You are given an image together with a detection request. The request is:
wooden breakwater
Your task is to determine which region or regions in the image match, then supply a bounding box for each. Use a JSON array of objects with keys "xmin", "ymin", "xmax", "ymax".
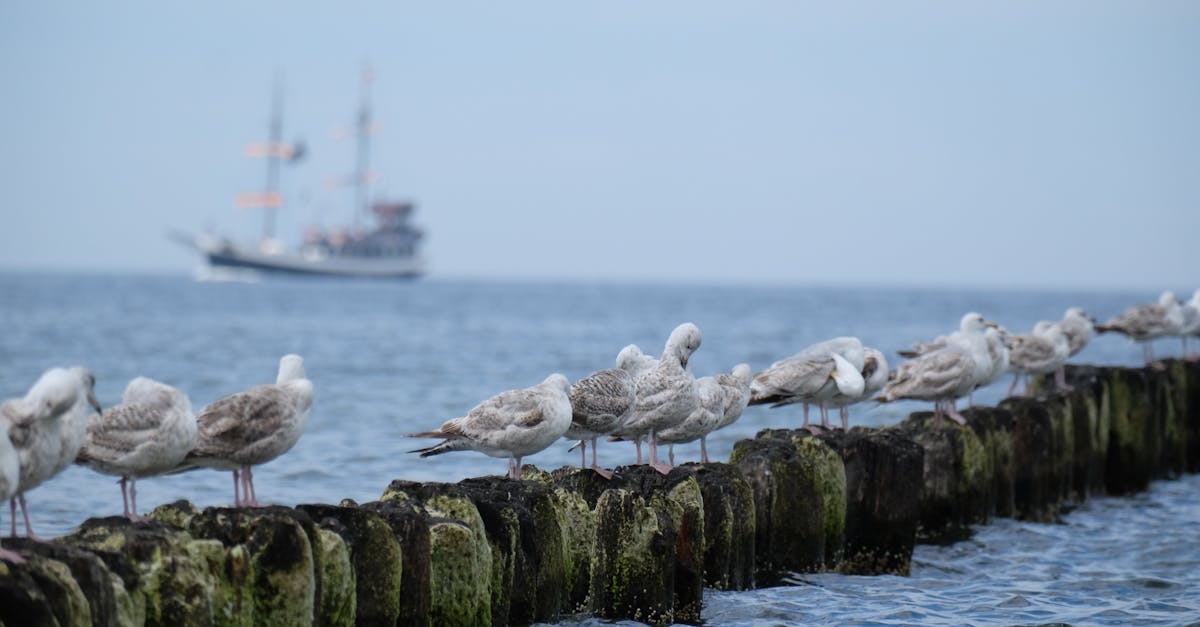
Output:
[{"xmin": 1, "ymin": 361, "xmax": 1197, "ymax": 626}]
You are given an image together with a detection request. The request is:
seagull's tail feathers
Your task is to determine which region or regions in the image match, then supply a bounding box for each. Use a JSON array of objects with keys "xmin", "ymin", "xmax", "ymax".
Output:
[{"xmin": 407, "ymin": 435, "xmax": 471, "ymax": 457}]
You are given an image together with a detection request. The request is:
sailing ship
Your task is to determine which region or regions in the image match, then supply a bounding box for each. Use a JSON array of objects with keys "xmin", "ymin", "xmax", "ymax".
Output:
[{"xmin": 174, "ymin": 70, "xmax": 425, "ymax": 279}]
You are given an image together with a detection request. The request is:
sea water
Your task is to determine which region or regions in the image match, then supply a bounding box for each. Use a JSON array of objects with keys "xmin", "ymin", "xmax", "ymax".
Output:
[{"xmin": 1, "ymin": 272, "xmax": 1197, "ymax": 624}]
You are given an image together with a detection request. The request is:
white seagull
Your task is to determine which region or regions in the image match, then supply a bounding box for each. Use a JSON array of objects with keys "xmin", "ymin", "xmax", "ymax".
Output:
[
  {"xmin": 2, "ymin": 366, "xmax": 101, "ymax": 539},
  {"xmin": 410, "ymin": 373, "xmax": 572, "ymax": 480},
  {"xmin": 77, "ymin": 377, "xmax": 197, "ymax": 519},
  {"xmin": 0, "ymin": 421, "xmax": 25, "ymax": 563}
]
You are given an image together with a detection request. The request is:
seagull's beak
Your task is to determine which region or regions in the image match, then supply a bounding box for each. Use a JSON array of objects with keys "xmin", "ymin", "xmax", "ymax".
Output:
[
  {"xmin": 985, "ymin": 321, "xmax": 999, "ymax": 329},
  {"xmin": 88, "ymin": 391, "xmax": 102, "ymax": 415}
]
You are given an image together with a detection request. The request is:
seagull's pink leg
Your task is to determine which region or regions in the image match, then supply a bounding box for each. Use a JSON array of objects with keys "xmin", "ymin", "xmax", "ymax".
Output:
[
  {"xmin": 668, "ymin": 444, "xmax": 676, "ymax": 467},
  {"xmin": 802, "ymin": 403, "xmax": 810, "ymax": 428},
  {"xmin": 579, "ymin": 440, "xmax": 587, "ymax": 470},
  {"xmin": 9, "ymin": 499, "xmax": 16, "ymax": 538},
  {"xmin": 128, "ymin": 479, "xmax": 147, "ymax": 522},
  {"xmin": 1008, "ymin": 371, "xmax": 1021, "ymax": 397},
  {"xmin": 700, "ymin": 436, "xmax": 710, "ymax": 464},
  {"xmin": 18, "ymin": 494, "xmax": 41, "ymax": 541},
  {"xmin": 232, "ymin": 469, "xmax": 241, "ymax": 507},
  {"xmin": 589, "ymin": 438, "xmax": 613, "ymax": 479},
  {"xmin": 946, "ymin": 400, "xmax": 967, "ymax": 425},
  {"xmin": 647, "ymin": 430, "xmax": 673, "ymax": 474},
  {"xmin": 840, "ymin": 406, "xmax": 850, "ymax": 431},
  {"xmin": 634, "ymin": 436, "xmax": 643, "ymax": 465},
  {"xmin": 119, "ymin": 477, "xmax": 131, "ymax": 518}
]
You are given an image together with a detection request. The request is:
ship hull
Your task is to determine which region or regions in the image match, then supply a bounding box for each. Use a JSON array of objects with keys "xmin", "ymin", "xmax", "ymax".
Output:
[{"xmin": 177, "ymin": 232, "xmax": 424, "ymax": 279}]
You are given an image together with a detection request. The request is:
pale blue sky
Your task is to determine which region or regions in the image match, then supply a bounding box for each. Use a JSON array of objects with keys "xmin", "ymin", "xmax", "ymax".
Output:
[{"xmin": 1, "ymin": 2, "xmax": 1197, "ymax": 287}]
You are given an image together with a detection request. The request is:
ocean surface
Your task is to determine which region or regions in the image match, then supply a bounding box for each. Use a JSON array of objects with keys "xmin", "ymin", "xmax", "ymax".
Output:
[{"xmin": 2, "ymin": 272, "xmax": 1198, "ymax": 624}]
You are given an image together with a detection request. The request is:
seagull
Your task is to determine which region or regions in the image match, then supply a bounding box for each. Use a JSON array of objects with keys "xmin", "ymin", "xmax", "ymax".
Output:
[
  {"xmin": 2, "ymin": 366, "xmax": 101, "ymax": 539},
  {"xmin": 899, "ymin": 313, "xmax": 997, "ymax": 406},
  {"xmin": 877, "ymin": 345, "xmax": 977, "ymax": 427},
  {"xmin": 174, "ymin": 354, "xmax": 313, "ymax": 507},
  {"xmin": 827, "ymin": 347, "xmax": 889, "ymax": 430},
  {"xmin": 0, "ymin": 421, "xmax": 25, "ymax": 563},
  {"xmin": 1007, "ymin": 321, "xmax": 1071, "ymax": 396},
  {"xmin": 409, "ymin": 373, "xmax": 572, "ymax": 480},
  {"xmin": 614, "ymin": 323, "xmax": 703, "ymax": 474},
  {"xmin": 1176, "ymin": 290, "xmax": 1200, "ymax": 360},
  {"xmin": 1059, "ymin": 308, "xmax": 1095, "ymax": 358},
  {"xmin": 748, "ymin": 344, "xmax": 865, "ymax": 431},
  {"xmin": 974, "ymin": 326, "xmax": 1011, "ymax": 392},
  {"xmin": 656, "ymin": 375, "xmax": 725, "ymax": 466},
  {"xmin": 1096, "ymin": 291, "xmax": 1185, "ymax": 365},
  {"xmin": 76, "ymin": 377, "xmax": 197, "ymax": 520},
  {"xmin": 564, "ymin": 350, "xmax": 641, "ymax": 479}
]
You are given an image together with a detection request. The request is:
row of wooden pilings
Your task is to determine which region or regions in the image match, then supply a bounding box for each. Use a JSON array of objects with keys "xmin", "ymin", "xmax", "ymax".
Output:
[{"xmin": 2, "ymin": 361, "xmax": 1197, "ymax": 626}]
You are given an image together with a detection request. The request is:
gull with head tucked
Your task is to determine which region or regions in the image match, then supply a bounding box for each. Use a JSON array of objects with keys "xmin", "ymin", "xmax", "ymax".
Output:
[
  {"xmin": 614, "ymin": 323, "xmax": 702, "ymax": 474},
  {"xmin": 409, "ymin": 373, "xmax": 573, "ymax": 480},
  {"xmin": 77, "ymin": 377, "xmax": 197, "ymax": 520},
  {"xmin": 748, "ymin": 337, "xmax": 866, "ymax": 431},
  {"xmin": 2, "ymin": 366, "xmax": 101, "ymax": 540}
]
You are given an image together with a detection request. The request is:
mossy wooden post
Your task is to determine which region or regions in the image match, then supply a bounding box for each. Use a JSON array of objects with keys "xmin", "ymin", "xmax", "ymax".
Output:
[
  {"xmin": 1000, "ymin": 398, "xmax": 1059, "ymax": 522},
  {"xmin": 730, "ymin": 433, "xmax": 827, "ymax": 583},
  {"xmin": 1040, "ymin": 395, "xmax": 1075, "ymax": 505},
  {"xmin": 1156, "ymin": 361, "xmax": 1188, "ymax": 478},
  {"xmin": 1103, "ymin": 367, "xmax": 1157, "ymax": 495},
  {"xmin": 817, "ymin": 427, "xmax": 923, "ymax": 576},
  {"xmin": 188, "ymin": 507, "xmax": 318, "ymax": 627},
  {"xmin": 67, "ymin": 516, "xmax": 238, "ymax": 627},
  {"xmin": 299, "ymin": 504, "xmax": 406, "ymax": 627},
  {"xmin": 451, "ymin": 475, "xmax": 568, "ymax": 626},
  {"xmin": 359, "ymin": 498, "xmax": 432, "ymax": 627},
  {"xmin": 677, "ymin": 463, "xmax": 756, "ymax": 590},
  {"xmin": 570, "ymin": 464, "xmax": 703, "ymax": 626},
  {"xmin": 964, "ymin": 407, "xmax": 1015, "ymax": 519},
  {"xmin": 380, "ymin": 481, "xmax": 491, "ymax": 627},
  {"xmin": 1184, "ymin": 361, "xmax": 1200, "ymax": 473},
  {"xmin": 588, "ymin": 481, "xmax": 677, "ymax": 625},
  {"xmin": 4, "ymin": 538, "xmax": 135, "ymax": 626},
  {"xmin": 548, "ymin": 468, "xmax": 612, "ymax": 614},
  {"xmin": 897, "ymin": 414, "xmax": 991, "ymax": 541},
  {"xmin": 0, "ymin": 547, "xmax": 91, "ymax": 627}
]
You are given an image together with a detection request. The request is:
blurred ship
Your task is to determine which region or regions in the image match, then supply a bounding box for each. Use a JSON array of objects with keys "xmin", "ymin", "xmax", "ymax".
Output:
[{"xmin": 174, "ymin": 69, "xmax": 425, "ymax": 279}]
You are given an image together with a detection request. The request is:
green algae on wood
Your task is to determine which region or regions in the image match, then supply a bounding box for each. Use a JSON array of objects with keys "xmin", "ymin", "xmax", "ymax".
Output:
[
  {"xmin": 382, "ymin": 481, "xmax": 492, "ymax": 627},
  {"xmin": 679, "ymin": 463, "xmax": 756, "ymax": 590},
  {"xmin": 359, "ymin": 498, "xmax": 432, "ymax": 626},
  {"xmin": 817, "ymin": 427, "xmax": 923, "ymax": 576},
  {"xmin": 730, "ymin": 433, "xmax": 828, "ymax": 582},
  {"xmin": 299, "ymin": 504, "xmax": 409, "ymax": 627}
]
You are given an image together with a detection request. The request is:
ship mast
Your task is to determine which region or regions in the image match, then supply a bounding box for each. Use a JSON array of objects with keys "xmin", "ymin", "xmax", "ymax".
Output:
[
  {"xmin": 263, "ymin": 73, "xmax": 284, "ymax": 241},
  {"xmin": 353, "ymin": 65, "xmax": 374, "ymax": 231},
  {"xmin": 237, "ymin": 71, "xmax": 298, "ymax": 249}
]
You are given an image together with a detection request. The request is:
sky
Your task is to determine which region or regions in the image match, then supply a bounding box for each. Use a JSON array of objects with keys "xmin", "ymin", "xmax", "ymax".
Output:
[{"xmin": 1, "ymin": 1, "xmax": 1198, "ymax": 288}]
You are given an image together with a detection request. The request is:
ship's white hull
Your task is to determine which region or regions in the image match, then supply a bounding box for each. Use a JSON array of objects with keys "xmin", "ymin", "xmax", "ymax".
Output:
[{"xmin": 178, "ymin": 232, "xmax": 425, "ymax": 279}]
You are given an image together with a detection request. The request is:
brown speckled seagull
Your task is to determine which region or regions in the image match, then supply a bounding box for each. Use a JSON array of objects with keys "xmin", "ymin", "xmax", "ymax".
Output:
[{"xmin": 173, "ymin": 354, "xmax": 312, "ymax": 507}]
